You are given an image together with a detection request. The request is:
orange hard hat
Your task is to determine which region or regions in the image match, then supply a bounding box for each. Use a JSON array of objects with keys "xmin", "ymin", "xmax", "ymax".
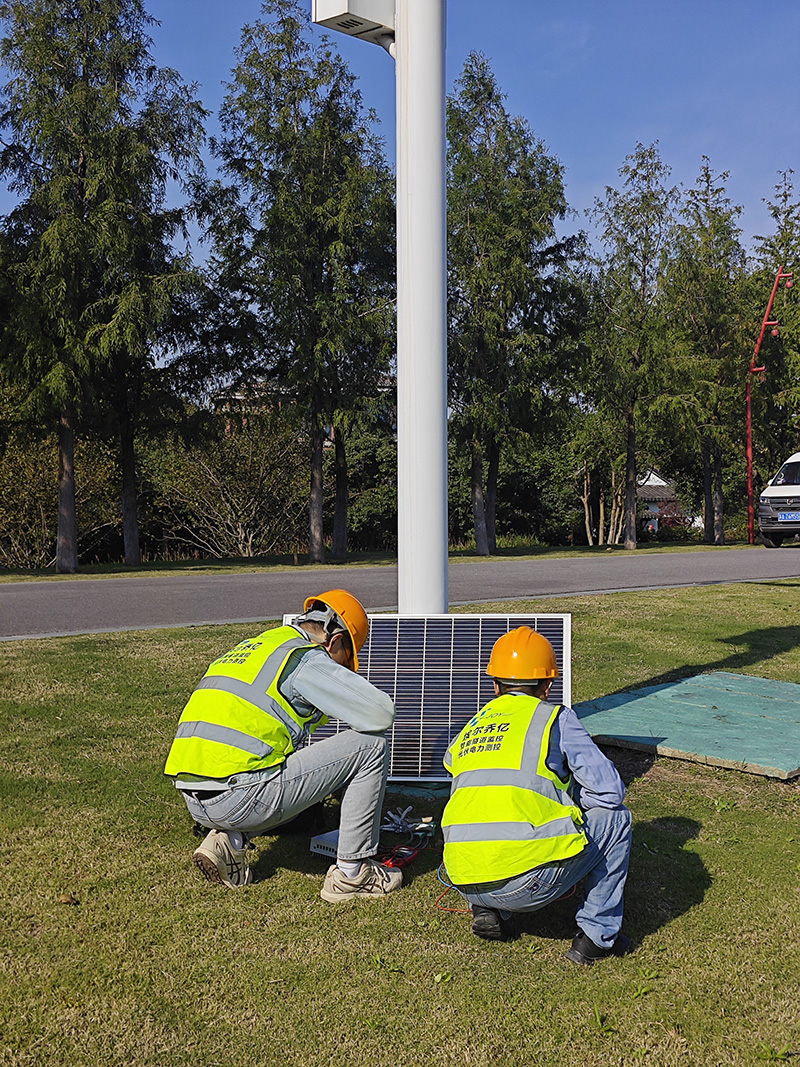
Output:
[
  {"xmin": 486, "ymin": 627, "xmax": 559, "ymax": 681},
  {"xmin": 302, "ymin": 589, "xmax": 369, "ymax": 671}
]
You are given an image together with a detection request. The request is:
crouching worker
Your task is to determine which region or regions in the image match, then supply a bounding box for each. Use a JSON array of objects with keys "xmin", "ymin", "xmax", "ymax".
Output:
[
  {"xmin": 442, "ymin": 627, "xmax": 633, "ymax": 965},
  {"xmin": 164, "ymin": 589, "xmax": 402, "ymax": 902}
]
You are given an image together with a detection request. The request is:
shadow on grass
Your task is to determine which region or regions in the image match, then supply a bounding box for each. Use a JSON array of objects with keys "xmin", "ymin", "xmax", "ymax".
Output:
[
  {"xmin": 246, "ymin": 792, "xmax": 450, "ymax": 887},
  {"xmin": 514, "ymin": 815, "xmax": 709, "ymax": 946},
  {"xmin": 245, "ymin": 792, "xmax": 710, "ymax": 950},
  {"xmin": 586, "ymin": 623, "xmax": 800, "ymax": 702},
  {"xmin": 626, "ymin": 815, "xmax": 710, "ymax": 943}
]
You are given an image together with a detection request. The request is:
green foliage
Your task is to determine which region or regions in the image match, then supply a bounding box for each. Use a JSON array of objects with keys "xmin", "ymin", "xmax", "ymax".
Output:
[
  {"xmin": 755, "ymin": 1044, "xmax": 791, "ymax": 1063},
  {"xmin": 749, "ymin": 172, "xmax": 800, "ymax": 472},
  {"xmin": 192, "ymin": 0, "xmax": 395, "ymax": 561},
  {"xmin": 0, "ymin": 0, "xmax": 207, "ymax": 568},
  {"xmin": 2, "ymin": 9, "xmax": 799, "ymax": 560},
  {"xmin": 587, "ymin": 142, "xmax": 680, "ymax": 547},
  {"xmin": 338, "ymin": 406, "xmax": 397, "ymax": 553},
  {"xmin": 660, "ymin": 159, "xmax": 748, "ymax": 540},
  {"xmin": 0, "ymin": 426, "xmax": 118, "ymax": 567},
  {"xmin": 446, "ymin": 52, "xmax": 585, "ymax": 554},
  {"xmin": 449, "ymin": 428, "xmax": 581, "ymax": 547}
]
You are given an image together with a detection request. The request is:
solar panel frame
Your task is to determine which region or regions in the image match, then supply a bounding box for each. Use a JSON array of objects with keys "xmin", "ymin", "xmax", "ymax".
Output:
[{"xmin": 282, "ymin": 613, "xmax": 572, "ymax": 782}]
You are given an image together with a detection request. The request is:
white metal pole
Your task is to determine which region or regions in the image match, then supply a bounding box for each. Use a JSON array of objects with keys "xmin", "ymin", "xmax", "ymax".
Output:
[{"xmin": 394, "ymin": 0, "xmax": 448, "ymax": 614}]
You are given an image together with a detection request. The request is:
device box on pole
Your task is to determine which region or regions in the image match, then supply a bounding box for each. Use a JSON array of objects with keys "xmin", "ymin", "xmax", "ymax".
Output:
[
  {"xmin": 311, "ymin": 0, "xmax": 449, "ymax": 616},
  {"xmin": 311, "ymin": 1, "xmax": 396, "ymax": 46}
]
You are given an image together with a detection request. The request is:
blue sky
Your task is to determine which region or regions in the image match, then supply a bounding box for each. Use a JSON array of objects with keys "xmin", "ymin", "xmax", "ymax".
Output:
[
  {"xmin": 5, "ymin": 2, "xmax": 800, "ymax": 252},
  {"xmin": 150, "ymin": 0, "xmax": 800, "ymax": 253}
]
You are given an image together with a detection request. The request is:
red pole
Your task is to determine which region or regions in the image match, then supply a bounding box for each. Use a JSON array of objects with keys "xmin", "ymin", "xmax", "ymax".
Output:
[{"xmin": 747, "ymin": 265, "xmax": 794, "ymax": 544}]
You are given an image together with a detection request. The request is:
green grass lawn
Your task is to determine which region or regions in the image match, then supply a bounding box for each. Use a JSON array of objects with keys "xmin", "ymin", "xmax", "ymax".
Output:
[{"xmin": 1, "ymin": 582, "xmax": 799, "ymax": 1066}]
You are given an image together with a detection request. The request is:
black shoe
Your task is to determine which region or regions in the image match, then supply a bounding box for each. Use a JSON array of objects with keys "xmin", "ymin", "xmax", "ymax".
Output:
[
  {"xmin": 471, "ymin": 905, "xmax": 515, "ymax": 942},
  {"xmin": 565, "ymin": 929, "xmax": 632, "ymax": 966}
]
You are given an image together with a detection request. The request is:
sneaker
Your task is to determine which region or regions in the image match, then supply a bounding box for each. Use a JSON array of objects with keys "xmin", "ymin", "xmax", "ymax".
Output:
[
  {"xmin": 320, "ymin": 859, "xmax": 403, "ymax": 902},
  {"xmin": 192, "ymin": 830, "xmax": 252, "ymax": 889},
  {"xmin": 565, "ymin": 929, "xmax": 632, "ymax": 966},
  {"xmin": 471, "ymin": 905, "xmax": 516, "ymax": 942}
]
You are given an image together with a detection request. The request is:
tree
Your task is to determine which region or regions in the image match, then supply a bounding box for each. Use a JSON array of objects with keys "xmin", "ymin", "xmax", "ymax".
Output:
[
  {"xmin": 664, "ymin": 158, "xmax": 747, "ymax": 543},
  {"xmin": 750, "ymin": 171, "xmax": 800, "ymax": 470},
  {"xmin": 447, "ymin": 52, "xmax": 583, "ymax": 554},
  {"xmin": 0, "ymin": 373, "xmax": 120, "ymax": 567},
  {"xmin": 568, "ymin": 402, "xmax": 627, "ymax": 546},
  {"xmin": 143, "ymin": 408, "xmax": 308, "ymax": 560},
  {"xmin": 0, "ymin": 0, "xmax": 205, "ymax": 570},
  {"xmin": 194, "ymin": 0, "xmax": 395, "ymax": 564},
  {"xmin": 588, "ymin": 143, "xmax": 680, "ymax": 549},
  {"xmin": 332, "ymin": 398, "xmax": 397, "ymax": 553}
]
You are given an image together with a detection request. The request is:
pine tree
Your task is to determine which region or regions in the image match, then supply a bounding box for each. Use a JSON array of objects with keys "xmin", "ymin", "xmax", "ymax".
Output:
[
  {"xmin": 665, "ymin": 158, "xmax": 747, "ymax": 543},
  {"xmin": 589, "ymin": 142, "xmax": 679, "ymax": 549},
  {"xmin": 751, "ymin": 170, "xmax": 800, "ymax": 465},
  {"xmin": 195, "ymin": 0, "xmax": 394, "ymax": 564},
  {"xmin": 447, "ymin": 52, "xmax": 582, "ymax": 555},
  {"xmin": 0, "ymin": 0, "xmax": 205, "ymax": 569}
]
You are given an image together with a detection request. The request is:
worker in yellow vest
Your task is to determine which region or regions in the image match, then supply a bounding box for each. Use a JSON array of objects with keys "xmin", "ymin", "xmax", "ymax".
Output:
[
  {"xmin": 164, "ymin": 589, "xmax": 402, "ymax": 902},
  {"xmin": 442, "ymin": 627, "xmax": 633, "ymax": 965}
]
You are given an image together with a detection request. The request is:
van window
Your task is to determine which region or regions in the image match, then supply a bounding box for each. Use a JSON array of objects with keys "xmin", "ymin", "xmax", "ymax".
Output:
[{"xmin": 773, "ymin": 461, "xmax": 800, "ymax": 486}]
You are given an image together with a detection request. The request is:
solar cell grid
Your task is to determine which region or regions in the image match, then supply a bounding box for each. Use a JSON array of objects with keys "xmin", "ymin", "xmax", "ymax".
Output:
[{"xmin": 283, "ymin": 613, "xmax": 572, "ymax": 781}]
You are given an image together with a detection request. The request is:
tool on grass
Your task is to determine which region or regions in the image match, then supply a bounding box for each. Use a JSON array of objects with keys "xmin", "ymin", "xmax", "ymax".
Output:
[{"xmin": 380, "ymin": 805, "xmax": 437, "ymax": 838}]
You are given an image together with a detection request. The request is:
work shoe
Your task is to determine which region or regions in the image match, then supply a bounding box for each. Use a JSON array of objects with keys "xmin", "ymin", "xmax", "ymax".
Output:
[
  {"xmin": 192, "ymin": 830, "xmax": 252, "ymax": 889},
  {"xmin": 471, "ymin": 905, "xmax": 516, "ymax": 942},
  {"xmin": 320, "ymin": 859, "xmax": 403, "ymax": 902},
  {"xmin": 565, "ymin": 929, "xmax": 632, "ymax": 966}
]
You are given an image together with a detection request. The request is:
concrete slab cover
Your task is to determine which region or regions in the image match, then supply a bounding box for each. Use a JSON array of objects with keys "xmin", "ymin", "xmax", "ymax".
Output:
[{"xmin": 574, "ymin": 671, "xmax": 800, "ymax": 780}]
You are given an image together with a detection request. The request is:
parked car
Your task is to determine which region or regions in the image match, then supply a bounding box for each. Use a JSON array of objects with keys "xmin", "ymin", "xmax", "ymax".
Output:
[{"xmin": 758, "ymin": 451, "xmax": 800, "ymax": 547}]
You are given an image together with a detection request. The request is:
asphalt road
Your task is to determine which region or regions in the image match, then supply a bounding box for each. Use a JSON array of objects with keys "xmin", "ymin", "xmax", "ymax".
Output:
[{"xmin": 2, "ymin": 546, "xmax": 800, "ymax": 640}]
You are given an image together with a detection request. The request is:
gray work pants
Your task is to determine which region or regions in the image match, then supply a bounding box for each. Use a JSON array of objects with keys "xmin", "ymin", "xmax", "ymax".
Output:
[{"xmin": 179, "ymin": 730, "xmax": 389, "ymax": 862}]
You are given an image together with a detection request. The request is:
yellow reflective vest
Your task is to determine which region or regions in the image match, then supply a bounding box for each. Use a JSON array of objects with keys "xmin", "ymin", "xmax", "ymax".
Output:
[
  {"xmin": 163, "ymin": 626, "xmax": 328, "ymax": 780},
  {"xmin": 442, "ymin": 693, "xmax": 587, "ymax": 885}
]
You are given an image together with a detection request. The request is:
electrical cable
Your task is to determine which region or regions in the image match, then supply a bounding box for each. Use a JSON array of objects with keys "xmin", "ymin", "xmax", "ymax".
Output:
[{"xmin": 435, "ymin": 863, "xmax": 472, "ymax": 914}]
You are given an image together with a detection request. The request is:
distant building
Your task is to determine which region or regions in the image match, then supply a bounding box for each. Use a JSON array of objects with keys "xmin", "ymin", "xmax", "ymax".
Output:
[{"xmin": 637, "ymin": 471, "xmax": 685, "ymax": 533}]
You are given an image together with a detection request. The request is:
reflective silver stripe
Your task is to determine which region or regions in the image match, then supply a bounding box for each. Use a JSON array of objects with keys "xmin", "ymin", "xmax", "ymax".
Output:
[
  {"xmin": 195, "ymin": 676, "xmax": 303, "ymax": 742},
  {"xmin": 175, "ymin": 720, "xmax": 274, "ymax": 758},
  {"xmin": 450, "ymin": 700, "xmax": 569, "ymax": 800},
  {"xmin": 254, "ymin": 637, "xmax": 316, "ymax": 692},
  {"xmin": 442, "ymin": 814, "xmax": 580, "ymax": 843},
  {"xmin": 254, "ymin": 636, "xmax": 322, "ymax": 722},
  {"xmin": 453, "ymin": 767, "xmax": 541, "ymax": 790},
  {"xmin": 520, "ymin": 699, "xmax": 559, "ymax": 774}
]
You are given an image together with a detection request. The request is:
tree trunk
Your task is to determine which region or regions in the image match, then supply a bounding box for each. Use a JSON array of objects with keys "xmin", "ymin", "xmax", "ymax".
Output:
[
  {"xmin": 713, "ymin": 446, "xmax": 725, "ymax": 545},
  {"xmin": 608, "ymin": 467, "xmax": 619, "ymax": 544},
  {"xmin": 623, "ymin": 409, "xmax": 637, "ymax": 550},
  {"xmin": 470, "ymin": 437, "xmax": 490, "ymax": 556},
  {"xmin": 485, "ymin": 435, "xmax": 499, "ymax": 554},
  {"xmin": 580, "ymin": 466, "xmax": 594, "ymax": 546},
  {"xmin": 309, "ymin": 422, "xmax": 325, "ymax": 564},
  {"xmin": 120, "ymin": 417, "xmax": 140, "ymax": 566},
  {"xmin": 614, "ymin": 472, "xmax": 626, "ymax": 544},
  {"xmin": 702, "ymin": 437, "xmax": 714, "ymax": 544},
  {"xmin": 56, "ymin": 403, "xmax": 79, "ymax": 573},
  {"xmin": 598, "ymin": 473, "xmax": 606, "ymax": 546},
  {"xmin": 331, "ymin": 424, "xmax": 348, "ymax": 561}
]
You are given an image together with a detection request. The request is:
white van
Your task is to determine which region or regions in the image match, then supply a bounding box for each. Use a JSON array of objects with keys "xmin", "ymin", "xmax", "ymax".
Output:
[{"xmin": 758, "ymin": 451, "xmax": 800, "ymax": 547}]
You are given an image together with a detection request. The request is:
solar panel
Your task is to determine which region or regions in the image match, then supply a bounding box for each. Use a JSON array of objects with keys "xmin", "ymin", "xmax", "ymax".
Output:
[{"xmin": 283, "ymin": 613, "xmax": 572, "ymax": 782}]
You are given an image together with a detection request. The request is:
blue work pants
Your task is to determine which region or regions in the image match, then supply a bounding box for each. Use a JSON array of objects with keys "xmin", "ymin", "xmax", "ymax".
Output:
[{"xmin": 457, "ymin": 805, "xmax": 632, "ymax": 948}]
